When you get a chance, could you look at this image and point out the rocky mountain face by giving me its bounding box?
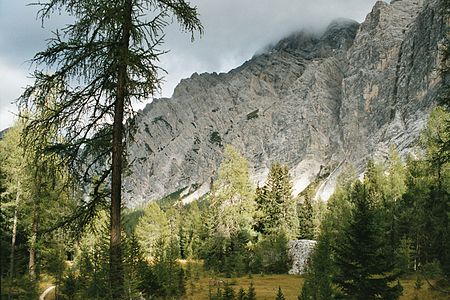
[125,0,446,206]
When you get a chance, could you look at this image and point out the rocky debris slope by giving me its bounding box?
[125,0,446,206]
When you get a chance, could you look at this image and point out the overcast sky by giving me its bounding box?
[0,0,379,131]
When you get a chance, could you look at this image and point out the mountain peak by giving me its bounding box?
[125,0,444,206]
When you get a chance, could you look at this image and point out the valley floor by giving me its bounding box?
[186,274,449,300]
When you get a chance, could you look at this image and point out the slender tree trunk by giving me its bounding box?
[29,205,38,280]
[110,1,132,298]
[9,181,20,300]
[29,173,42,281]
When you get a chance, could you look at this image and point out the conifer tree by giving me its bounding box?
[210,145,256,238]
[19,1,202,296]
[247,282,257,300]
[223,282,236,300]
[299,229,333,300]
[275,286,285,300]
[255,163,298,239]
[237,287,246,300]
[135,202,170,257]
[333,181,402,300]
[298,195,314,240]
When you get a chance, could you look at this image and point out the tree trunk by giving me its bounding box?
[9,181,20,299]
[29,172,42,281]
[110,1,132,298]
[29,205,38,280]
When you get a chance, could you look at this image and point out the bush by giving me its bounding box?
[251,232,291,274]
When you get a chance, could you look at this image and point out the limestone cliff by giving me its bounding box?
[125,0,446,206]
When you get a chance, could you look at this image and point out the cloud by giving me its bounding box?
[0,0,378,130]
[157,0,378,97]
[0,58,32,130]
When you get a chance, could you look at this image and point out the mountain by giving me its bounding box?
[125,0,446,207]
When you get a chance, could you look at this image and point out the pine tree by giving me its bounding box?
[247,282,257,300]
[298,195,314,240]
[333,181,403,300]
[421,108,450,276]
[237,287,246,300]
[275,286,285,300]
[255,163,298,239]
[223,282,236,300]
[299,229,333,300]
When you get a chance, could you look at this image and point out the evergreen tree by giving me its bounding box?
[247,282,257,300]
[275,286,285,300]
[421,108,450,277]
[252,231,291,274]
[179,200,202,258]
[255,163,299,239]
[299,229,333,300]
[237,287,246,300]
[298,195,314,240]
[223,282,236,300]
[0,119,75,295]
[333,181,402,300]
[0,121,28,282]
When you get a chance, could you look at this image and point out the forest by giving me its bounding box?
[1,0,450,299]
[1,109,450,299]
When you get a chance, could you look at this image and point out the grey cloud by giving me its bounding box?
[0,0,379,130]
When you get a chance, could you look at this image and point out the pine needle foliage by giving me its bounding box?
[18,0,202,297]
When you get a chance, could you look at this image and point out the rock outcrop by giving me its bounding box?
[125,0,446,206]
[288,239,317,275]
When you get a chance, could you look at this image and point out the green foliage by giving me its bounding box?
[157,186,187,210]
[210,145,256,238]
[297,196,314,240]
[394,237,415,275]
[0,275,39,300]
[275,286,286,300]
[223,282,236,300]
[247,282,257,300]
[255,163,299,239]
[19,1,202,296]
[60,267,79,300]
[332,181,403,299]
[252,232,291,274]
[150,238,187,298]
[0,119,76,298]
[210,131,223,146]
[238,287,246,300]
[203,230,252,277]
[135,202,170,257]
[179,201,203,258]
[299,229,334,300]
[414,276,424,290]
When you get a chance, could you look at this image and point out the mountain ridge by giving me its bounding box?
[125,0,445,207]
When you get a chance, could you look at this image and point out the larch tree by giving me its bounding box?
[209,145,256,238]
[135,202,170,257]
[19,0,202,297]
[0,122,27,281]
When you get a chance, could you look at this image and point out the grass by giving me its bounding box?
[186,274,303,300]
[399,276,449,300]
[185,271,449,300]
[33,260,449,300]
